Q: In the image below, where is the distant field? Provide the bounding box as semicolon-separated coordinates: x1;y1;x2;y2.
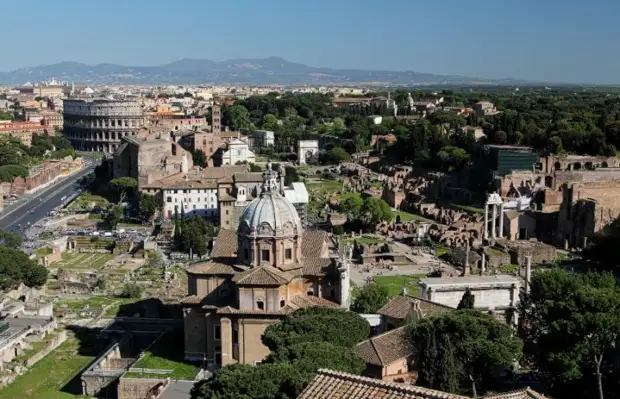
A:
53;252;114;270
393;210;434;223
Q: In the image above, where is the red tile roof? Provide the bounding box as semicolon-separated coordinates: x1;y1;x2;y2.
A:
299;369;468;399
356;326;414;367
377;295;455;321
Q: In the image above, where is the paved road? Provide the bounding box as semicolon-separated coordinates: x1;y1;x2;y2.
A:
0;165;96;234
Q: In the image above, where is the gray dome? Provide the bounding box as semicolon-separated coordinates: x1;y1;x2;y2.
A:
240;193;302;237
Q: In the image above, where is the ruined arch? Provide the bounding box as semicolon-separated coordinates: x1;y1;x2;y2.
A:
602;161;609;168
585;162;594;170
573;162;582;170
554;161;562;171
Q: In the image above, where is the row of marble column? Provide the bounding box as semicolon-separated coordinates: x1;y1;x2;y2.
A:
483;202;504;239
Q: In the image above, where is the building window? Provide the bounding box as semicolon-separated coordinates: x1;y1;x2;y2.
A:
256;300;264;310
306;287;314;296
280;299;285;308
232;329;238;345
214;325;221;340
261;250;270;262
166;196;172;203
285;248;292;260
225;210;229;215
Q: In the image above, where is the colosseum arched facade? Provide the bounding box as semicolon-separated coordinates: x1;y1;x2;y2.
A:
63;99;145;153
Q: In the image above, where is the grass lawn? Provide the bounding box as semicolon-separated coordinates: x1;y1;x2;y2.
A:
54;296;117;314
435;246;452;257
68;193;108;210
447;203;484;214
131;332;197;380
53;252;114;270
394;210;434;223
373;274;426;297
307;179;342;194
0;338;94;399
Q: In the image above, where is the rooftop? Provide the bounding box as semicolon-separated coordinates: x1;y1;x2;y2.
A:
356;326;414;367
299;369;546;399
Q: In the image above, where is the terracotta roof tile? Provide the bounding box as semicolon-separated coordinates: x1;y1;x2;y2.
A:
232;265;293;286
180;295;202;305
356;326;414;367
210;229;238;257
301;230;327;258
288;295;340;310
185;260;236;275
299;369;469;399
377;295;455;321
482;388;547;399
301;257;333;276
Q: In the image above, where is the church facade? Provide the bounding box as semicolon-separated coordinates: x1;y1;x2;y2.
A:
181;163;349;366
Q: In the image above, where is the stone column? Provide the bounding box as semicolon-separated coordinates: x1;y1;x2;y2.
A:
484;203;489;239
481;252;486;273
491;204;497;239
499;203;504;238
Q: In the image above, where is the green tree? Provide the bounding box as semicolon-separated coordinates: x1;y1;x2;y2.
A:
104;205;124;230
262;307;370;352
0;245;47;289
332;117;346;134
361;197;394;226
411;310;522;396
120;282;143;298
351;283;389;314
109;177;137;202
0;165;29;182
139;194;161;222
338;193;363;220
261;113;279;130
324;147;351;164
192;149;207;167
191;363;306;399
583;216;620;271
521;269;620;399
284;166;298;186
457;288;475;310
265;341;365;375
0;228;23;249
223;105;253;131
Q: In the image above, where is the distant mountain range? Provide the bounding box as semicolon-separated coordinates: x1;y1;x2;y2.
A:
0;57;529;86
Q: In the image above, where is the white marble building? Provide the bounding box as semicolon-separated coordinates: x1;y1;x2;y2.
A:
219;138;256;166
418;275;520;325
297;140;319;165
163;182;219;219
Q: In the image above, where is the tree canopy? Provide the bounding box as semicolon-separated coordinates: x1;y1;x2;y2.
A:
411;310;522;397
139;194;161;222
520;268;620;399
0;245;48;289
351;283;389;314
191;363;306;399
262;307;370;352
265;341;365;375
457;288;475;310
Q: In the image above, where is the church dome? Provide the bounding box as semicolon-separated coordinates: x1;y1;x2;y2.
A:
239;163;302;237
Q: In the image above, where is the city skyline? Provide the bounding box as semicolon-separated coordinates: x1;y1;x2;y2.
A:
1;0;620;84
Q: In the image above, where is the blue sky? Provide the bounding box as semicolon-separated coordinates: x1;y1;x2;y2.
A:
1;0;619;83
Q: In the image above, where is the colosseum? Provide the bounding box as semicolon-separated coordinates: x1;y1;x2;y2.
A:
63;98;145;152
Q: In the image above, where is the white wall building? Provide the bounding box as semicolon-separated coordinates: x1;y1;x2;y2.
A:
220;138;256;166
163;183;219;219
418;275;520;325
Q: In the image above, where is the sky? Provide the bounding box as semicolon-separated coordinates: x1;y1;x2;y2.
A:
1;0;620;84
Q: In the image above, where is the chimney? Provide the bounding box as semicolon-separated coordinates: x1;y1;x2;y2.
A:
525;254;532;294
